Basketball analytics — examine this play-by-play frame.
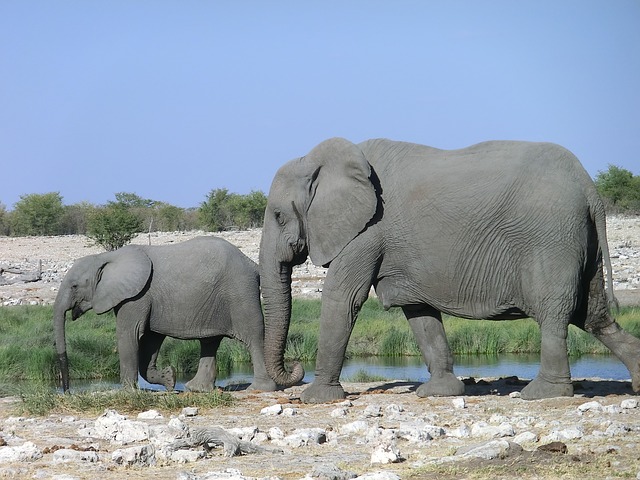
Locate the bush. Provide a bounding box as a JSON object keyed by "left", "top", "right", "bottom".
{"left": 595, "top": 165, "right": 640, "bottom": 213}
{"left": 87, "top": 201, "right": 142, "bottom": 251}
{"left": 10, "top": 192, "right": 65, "bottom": 236}
{"left": 199, "top": 189, "right": 267, "bottom": 231}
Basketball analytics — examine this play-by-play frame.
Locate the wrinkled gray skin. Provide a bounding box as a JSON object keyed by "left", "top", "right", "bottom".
{"left": 54, "top": 236, "right": 280, "bottom": 393}
{"left": 260, "top": 137, "right": 640, "bottom": 403}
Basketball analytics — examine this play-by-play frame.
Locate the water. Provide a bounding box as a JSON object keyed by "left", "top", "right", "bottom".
{"left": 125, "top": 353, "right": 630, "bottom": 391}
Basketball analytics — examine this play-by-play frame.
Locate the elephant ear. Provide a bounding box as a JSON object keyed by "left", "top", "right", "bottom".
{"left": 92, "top": 247, "right": 152, "bottom": 314}
{"left": 306, "top": 138, "right": 377, "bottom": 266}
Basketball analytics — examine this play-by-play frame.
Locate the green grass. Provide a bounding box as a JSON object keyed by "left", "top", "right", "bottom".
{"left": 12, "top": 384, "right": 234, "bottom": 416}
{"left": 0, "top": 302, "right": 639, "bottom": 391}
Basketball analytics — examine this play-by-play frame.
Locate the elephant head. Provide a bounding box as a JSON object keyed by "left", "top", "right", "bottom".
{"left": 260, "top": 138, "right": 378, "bottom": 386}
{"left": 53, "top": 246, "right": 152, "bottom": 391}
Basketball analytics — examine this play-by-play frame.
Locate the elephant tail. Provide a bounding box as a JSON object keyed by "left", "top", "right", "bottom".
{"left": 591, "top": 194, "right": 619, "bottom": 312}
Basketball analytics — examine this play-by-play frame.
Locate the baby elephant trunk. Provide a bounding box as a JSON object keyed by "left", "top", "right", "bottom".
{"left": 53, "top": 292, "right": 71, "bottom": 392}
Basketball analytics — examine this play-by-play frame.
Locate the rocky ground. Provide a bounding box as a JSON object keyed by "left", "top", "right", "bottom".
{"left": 0, "top": 380, "right": 639, "bottom": 479}
{"left": 0, "top": 216, "right": 639, "bottom": 479}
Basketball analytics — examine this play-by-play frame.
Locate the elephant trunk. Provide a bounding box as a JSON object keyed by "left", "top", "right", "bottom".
{"left": 260, "top": 239, "right": 305, "bottom": 387}
{"left": 53, "top": 288, "right": 71, "bottom": 392}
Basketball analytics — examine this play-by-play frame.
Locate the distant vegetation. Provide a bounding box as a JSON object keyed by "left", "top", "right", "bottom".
{"left": 595, "top": 165, "right": 640, "bottom": 213}
{"left": 0, "top": 189, "right": 268, "bottom": 244}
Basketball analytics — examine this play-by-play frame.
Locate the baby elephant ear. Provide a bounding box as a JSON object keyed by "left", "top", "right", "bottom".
{"left": 306, "top": 138, "right": 377, "bottom": 266}
{"left": 92, "top": 246, "right": 152, "bottom": 314}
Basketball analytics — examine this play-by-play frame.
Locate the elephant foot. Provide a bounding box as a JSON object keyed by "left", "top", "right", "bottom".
{"left": 416, "top": 374, "right": 465, "bottom": 397}
{"left": 247, "top": 377, "right": 278, "bottom": 392}
{"left": 185, "top": 377, "right": 216, "bottom": 392}
{"left": 161, "top": 366, "right": 177, "bottom": 391}
{"left": 521, "top": 376, "right": 573, "bottom": 400}
{"left": 300, "top": 381, "right": 346, "bottom": 404}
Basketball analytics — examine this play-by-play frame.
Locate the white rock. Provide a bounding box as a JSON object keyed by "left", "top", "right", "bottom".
{"left": 181, "top": 407, "right": 199, "bottom": 417}
{"left": 276, "top": 428, "right": 326, "bottom": 448}
{"left": 52, "top": 449, "right": 99, "bottom": 463}
{"left": 94, "top": 409, "right": 149, "bottom": 444}
{"left": 340, "top": 420, "right": 370, "bottom": 435}
{"left": 452, "top": 397, "right": 466, "bottom": 409}
{"left": 363, "top": 405, "right": 382, "bottom": 418}
{"left": 268, "top": 427, "right": 284, "bottom": 440}
{"left": 513, "top": 431, "right": 538, "bottom": 445}
{"left": 470, "top": 422, "right": 514, "bottom": 438}
{"left": 541, "top": 425, "right": 584, "bottom": 443}
{"left": 170, "top": 449, "right": 205, "bottom": 464}
{"left": 447, "top": 424, "right": 471, "bottom": 438}
{"left": 621, "top": 398, "right": 639, "bottom": 409}
{"left": 456, "top": 439, "right": 523, "bottom": 460}
{"left": 370, "top": 441, "right": 402, "bottom": 464}
{"left": 0, "top": 442, "right": 42, "bottom": 462}
{"left": 260, "top": 404, "right": 283, "bottom": 416}
{"left": 138, "top": 409, "right": 163, "bottom": 420}
{"left": 384, "top": 404, "right": 404, "bottom": 415}
{"left": 605, "top": 422, "right": 631, "bottom": 436}
{"left": 282, "top": 407, "right": 298, "bottom": 416}
{"left": 111, "top": 444, "right": 155, "bottom": 466}
{"left": 331, "top": 407, "right": 348, "bottom": 418}
{"left": 577, "top": 401, "right": 603, "bottom": 413}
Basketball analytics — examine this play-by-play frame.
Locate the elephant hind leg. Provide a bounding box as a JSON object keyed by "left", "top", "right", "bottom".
{"left": 139, "top": 331, "right": 176, "bottom": 391}
{"left": 185, "top": 337, "right": 222, "bottom": 392}
{"left": 403, "top": 305, "right": 465, "bottom": 397}
{"left": 521, "top": 311, "right": 573, "bottom": 400}
{"left": 579, "top": 264, "right": 640, "bottom": 392}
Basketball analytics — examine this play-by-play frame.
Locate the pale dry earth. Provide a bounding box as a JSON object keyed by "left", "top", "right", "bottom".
{"left": 0, "top": 216, "right": 639, "bottom": 479}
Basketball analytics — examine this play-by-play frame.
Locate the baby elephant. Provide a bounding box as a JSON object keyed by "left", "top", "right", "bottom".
{"left": 53, "top": 236, "right": 283, "bottom": 393}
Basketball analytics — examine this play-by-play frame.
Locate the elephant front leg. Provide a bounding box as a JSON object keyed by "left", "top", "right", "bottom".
{"left": 403, "top": 305, "right": 465, "bottom": 397}
{"left": 185, "top": 338, "right": 222, "bottom": 392}
{"left": 139, "top": 331, "right": 175, "bottom": 391}
{"left": 300, "top": 294, "right": 360, "bottom": 404}
{"left": 521, "top": 319, "right": 573, "bottom": 400}
{"left": 116, "top": 314, "right": 141, "bottom": 389}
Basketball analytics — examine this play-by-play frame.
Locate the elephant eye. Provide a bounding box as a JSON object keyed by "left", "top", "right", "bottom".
{"left": 274, "top": 210, "right": 285, "bottom": 226}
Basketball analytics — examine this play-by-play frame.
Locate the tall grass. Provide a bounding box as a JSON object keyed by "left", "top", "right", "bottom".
{"left": 0, "top": 302, "right": 638, "bottom": 388}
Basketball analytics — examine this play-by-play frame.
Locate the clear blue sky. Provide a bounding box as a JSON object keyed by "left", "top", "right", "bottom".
{"left": 1, "top": 1, "right": 639, "bottom": 210}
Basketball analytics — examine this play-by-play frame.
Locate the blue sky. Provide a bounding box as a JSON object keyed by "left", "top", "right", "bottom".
{"left": 1, "top": 1, "right": 639, "bottom": 210}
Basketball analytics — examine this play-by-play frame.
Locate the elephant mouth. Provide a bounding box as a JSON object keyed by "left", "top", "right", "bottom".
{"left": 71, "top": 305, "right": 84, "bottom": 321}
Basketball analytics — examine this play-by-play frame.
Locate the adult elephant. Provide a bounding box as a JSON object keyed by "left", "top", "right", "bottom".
{"left": 259, "top": 137, "right": 640, "bottom": 403}
{"left": 54, "top": 236, "right": 283, "bottom": 393}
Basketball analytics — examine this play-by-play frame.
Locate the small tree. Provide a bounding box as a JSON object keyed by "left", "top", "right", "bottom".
{"left": 59, "top": 202, "right": 96, "bottom": 235}
{"left": 199, "top": 188, "right": 232, "bottom": 231}
{"left": 595, "top": 165, "right": 640, "bottom": 213}
{"left": 10, "top": 192, "right": 65, "bottom": 236}
{"left": 87, "top": 201, "right": 142, "bottom": 251}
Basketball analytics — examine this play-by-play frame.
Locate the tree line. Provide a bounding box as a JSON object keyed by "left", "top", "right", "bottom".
{"left": 0, "top": 165, "right": 637, "bottom": 250}
{"left": 0, "top": 189, "right": 266, "bottom": 250}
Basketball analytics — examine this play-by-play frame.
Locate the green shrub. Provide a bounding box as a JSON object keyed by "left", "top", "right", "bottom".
{"left": 595, "top": 165, "right": 640, "bottom": 213}
{"left": 10, "top": 192, "right": 65, "bottom": 236}
{"left": 87, "top": 201, "right": 142, "bottom": 251}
